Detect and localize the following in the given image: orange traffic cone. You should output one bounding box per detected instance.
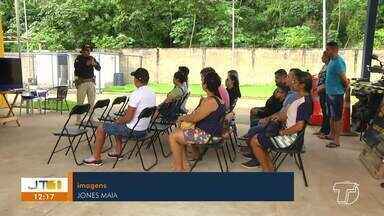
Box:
[310,96,323,125]
[310,75,323,125]
[341,86,358,136]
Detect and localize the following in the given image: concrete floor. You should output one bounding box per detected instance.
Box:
[0,96,383,216]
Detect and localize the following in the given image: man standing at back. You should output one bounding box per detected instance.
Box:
[324,41,349,148]
[74,44,101,123]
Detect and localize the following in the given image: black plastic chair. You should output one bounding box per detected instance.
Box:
[269,127,308,187]
[112,106,158,171]
[47,104,92,165]
[19,90,38,115]
[225,98,239,162]
[189,116,229,172]
[149,110,173,158]
[45,86,69,115]
[176,92,191,116]
[82,99,110,142]
[150,97,186,158]
[100,96,127,122]
[114,98,129,117]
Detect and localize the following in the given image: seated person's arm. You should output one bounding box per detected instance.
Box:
[163,87,181,104]
[262,110,280,122]
[276,109,288,122]
[115,106,137,124]
[179,98,217,123]
[279,121,305,135]
[269,100,290,122]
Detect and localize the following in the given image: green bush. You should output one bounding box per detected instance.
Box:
[275,26,319,48]
[375,29,384,48]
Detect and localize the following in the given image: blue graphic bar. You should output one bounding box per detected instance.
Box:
[73,172,294,201]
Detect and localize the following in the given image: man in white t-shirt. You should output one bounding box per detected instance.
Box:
[84,68,156,166]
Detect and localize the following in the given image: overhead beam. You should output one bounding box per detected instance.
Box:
[361,0,379,80]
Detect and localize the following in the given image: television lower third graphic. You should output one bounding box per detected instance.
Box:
[21,177,70,201]
[333,181,359,205]
[21,172,294,201]
[72,172,294,201]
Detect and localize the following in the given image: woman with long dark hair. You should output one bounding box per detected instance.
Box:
[168,69,226,171]
[178,66,190,112]
[226,71,241,111]
[200,67,230,110]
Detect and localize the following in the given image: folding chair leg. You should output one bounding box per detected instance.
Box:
[137,137,158,171]
[293,154,301,170]
[44,99,47,114]
[229,133,237,161]
[47,135,63,164]
[297,153,309,187]
[90,128,97,143]
[224,139,235,163]
[60,101,63,115]
[65,135,82,156]
[234,123,238,138]
[274,153,289,171]
[127,140,140,160]
[31,100,34,115]
[232,123,239,145]
[214,148,224,172]
[233,131,239,149]
[19,99,23,116]
[157,132,171,158]
[272,152,282,165]
[101,135,113,153]
[85,133,93,154]
[220,147,229,172]
[112,140,129,169]
[189,147,208,172]
[66,136,83,165]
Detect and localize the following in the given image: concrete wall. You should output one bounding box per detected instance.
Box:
[121,48,370,85]
[6,48,381,87]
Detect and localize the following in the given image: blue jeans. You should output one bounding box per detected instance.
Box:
[242,124,265,162]
[103,122,146,139]
[244,124,267,138]
[319,92,330,134]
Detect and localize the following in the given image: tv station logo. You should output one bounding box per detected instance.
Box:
[21,177,70,201]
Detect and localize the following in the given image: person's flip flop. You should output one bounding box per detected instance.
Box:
[318,134,333,140]
[326,142,340,148]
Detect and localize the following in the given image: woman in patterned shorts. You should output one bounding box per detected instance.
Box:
[168,68,226,171]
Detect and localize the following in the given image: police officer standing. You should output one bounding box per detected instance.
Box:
[74,44,101,122]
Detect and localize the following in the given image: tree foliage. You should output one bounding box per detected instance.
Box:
[1,0,384,51]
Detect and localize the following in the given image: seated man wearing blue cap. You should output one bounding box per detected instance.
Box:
[83,68,156,166]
